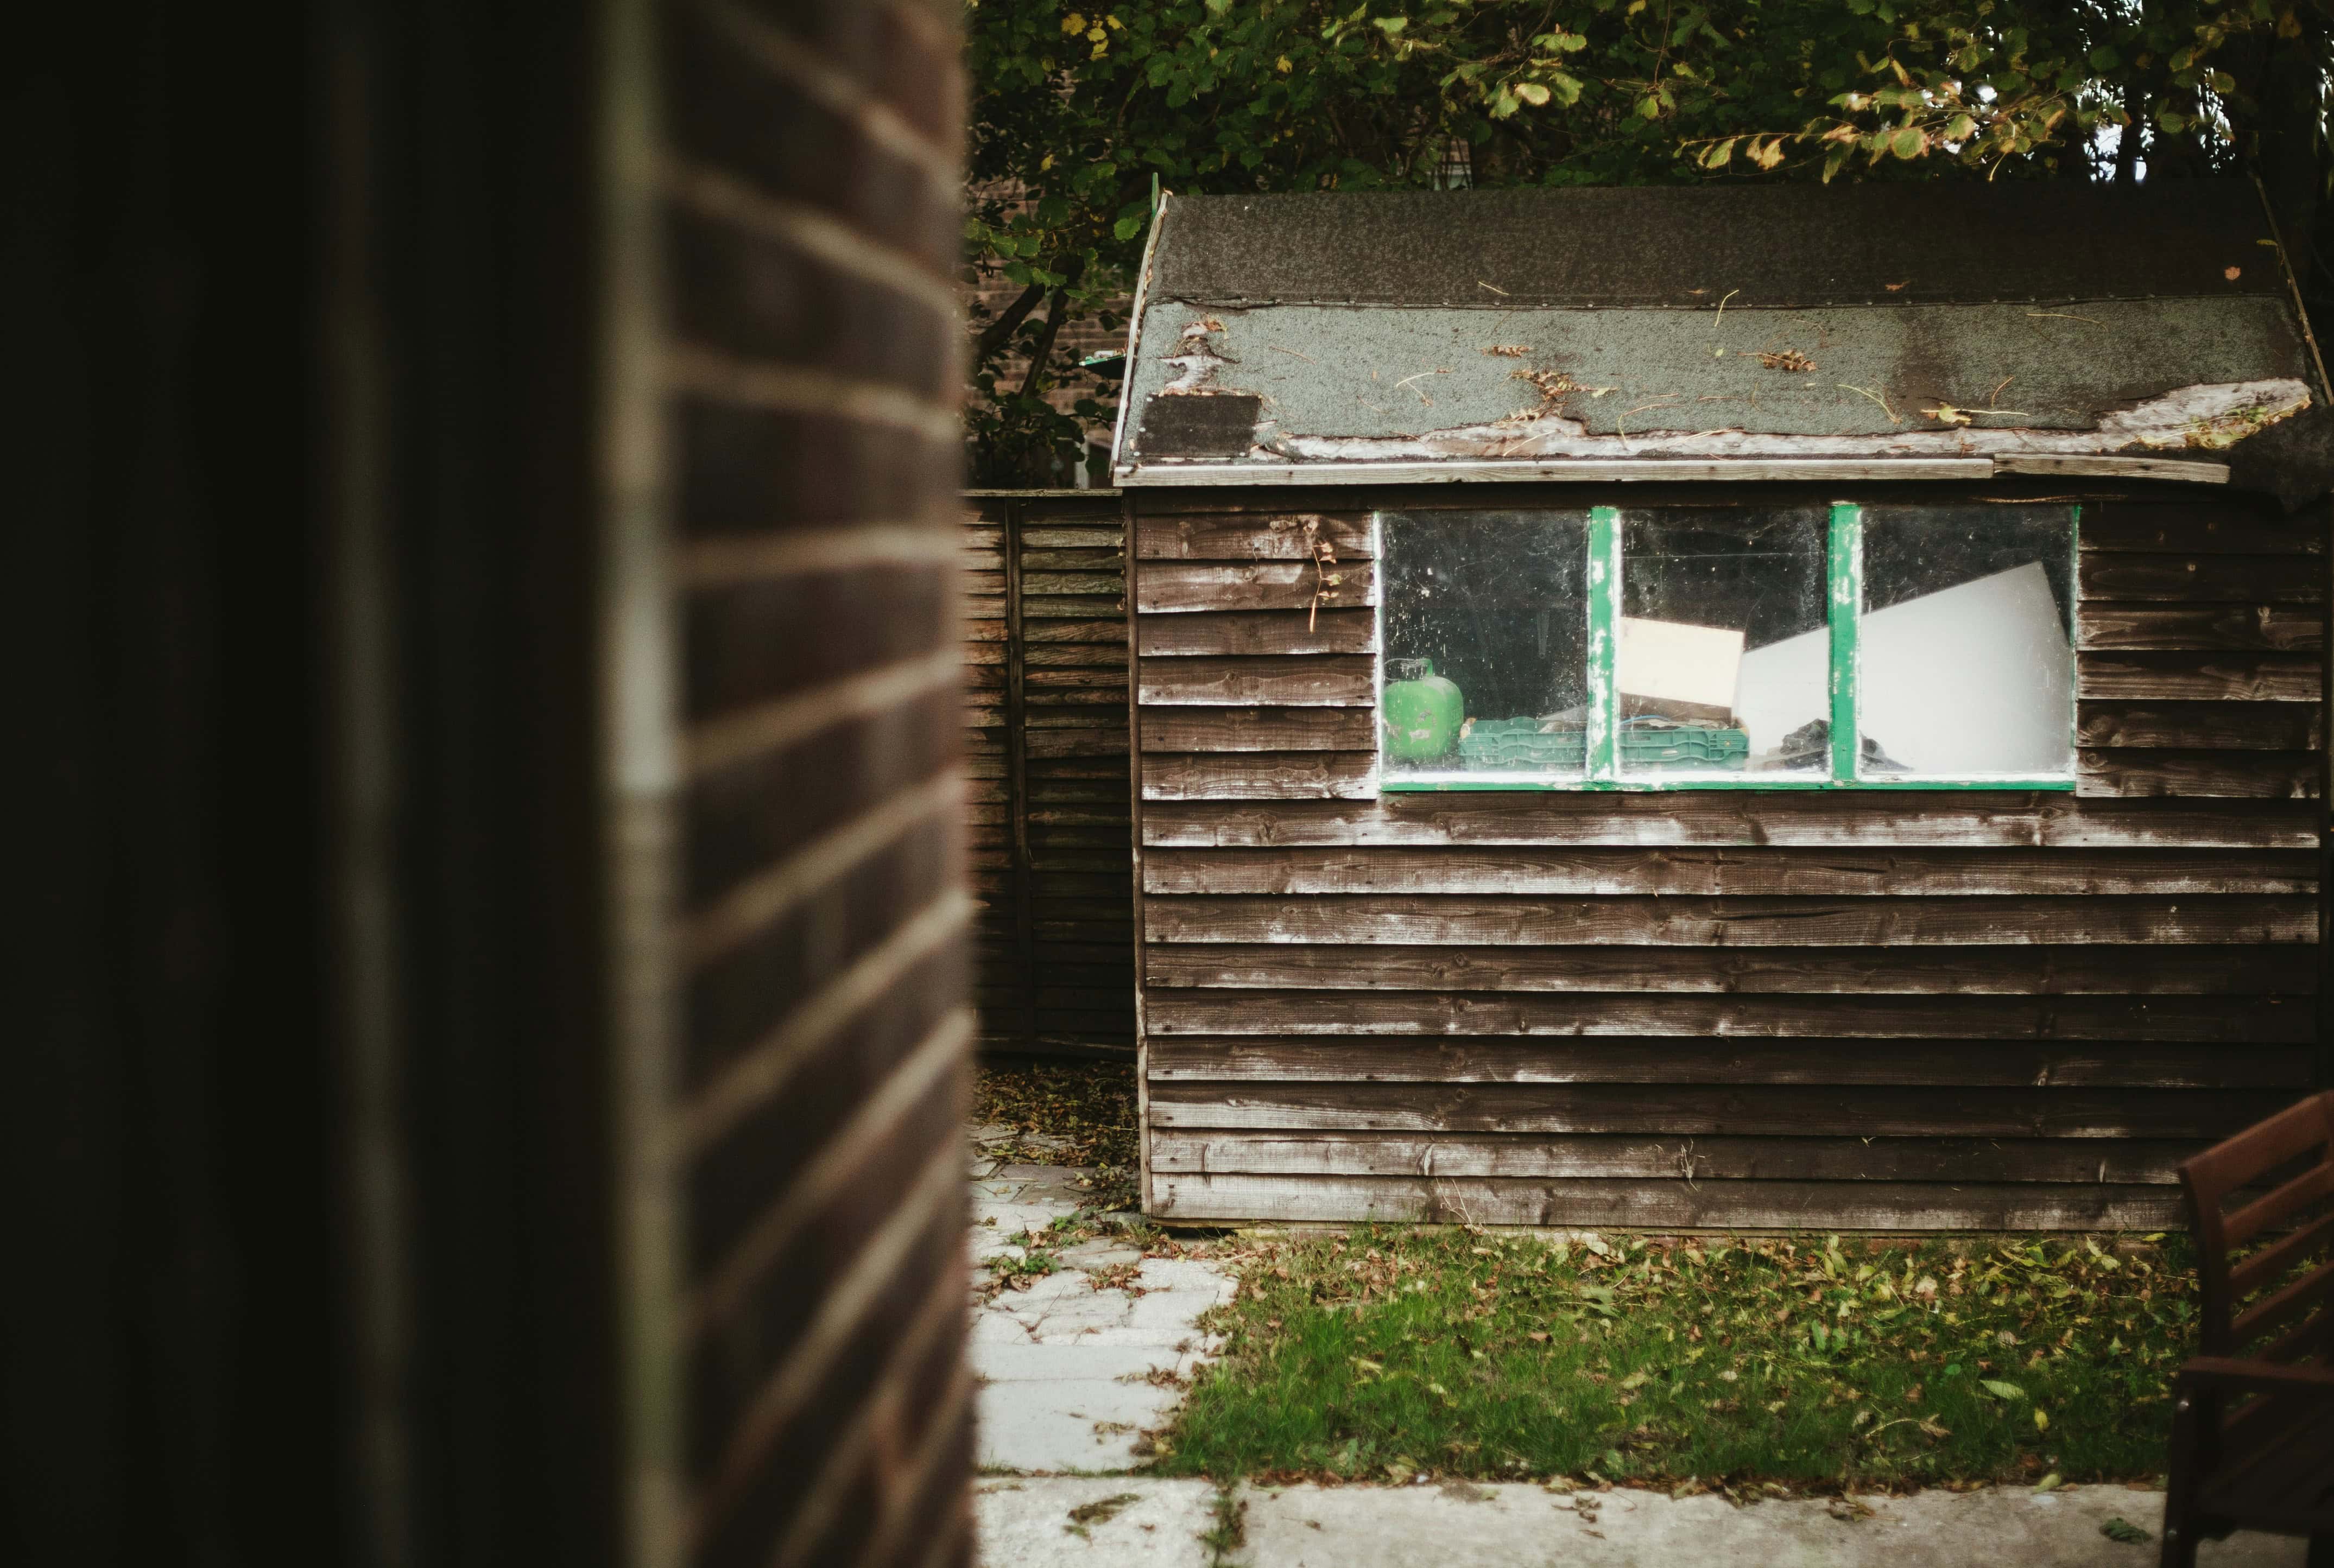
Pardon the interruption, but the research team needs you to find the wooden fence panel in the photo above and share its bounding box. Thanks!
[964,492,1136,1055]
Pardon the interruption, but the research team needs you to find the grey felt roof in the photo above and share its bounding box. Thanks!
[1111,181,2334,502]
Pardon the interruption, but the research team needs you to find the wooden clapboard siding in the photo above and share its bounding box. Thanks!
[963,493,1135,1055]
[1140,794,2319,848]
[1131,486,2329,1228]
[1144,942,2318,995]
[1141,893,2314,947]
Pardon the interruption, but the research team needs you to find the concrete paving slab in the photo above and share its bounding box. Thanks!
[971,1340,1188,1383]
[974,1478,1218,1567]
[967,1163,1239,1474]
[1232,1482,2304,1567]
[977,1376,1187,1473]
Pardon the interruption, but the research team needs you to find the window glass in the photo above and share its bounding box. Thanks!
[1378,511,1590,778]
[1857,505,2075,778]
[1618,509,1829,776]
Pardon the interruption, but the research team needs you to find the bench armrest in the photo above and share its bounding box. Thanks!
[2174,1356,2334,1400]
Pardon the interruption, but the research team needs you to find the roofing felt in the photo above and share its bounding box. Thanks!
[1112,181,2334,503]
[1148,182,2284,308]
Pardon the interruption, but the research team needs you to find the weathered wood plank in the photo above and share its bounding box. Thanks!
[2078,553,2323,603]
[1142,1036,2313,1088]
[2079,507,2321,555]
[1149,1172,2183,1230]
[2077,604,2324,652]
[2076,703,2323,751]
[1027,680,1130,704]
[1139,608,1378,657]
[1024,644,1128,669]
[2078,653,2321,701]
[1140,754,1378,801]
[1144,991,2313,1044]
[1026,731,1132,759]
[1024,594,1127,619]
[1143,942,2319,996]
[1021,570,1124,596]
[1136,794,2320,850]
[2077,750,2319,799]
[1024,618,1130,644]
[1137,560,1378,614]
[1146,1080,2287,1139]
[1140,707,1375,753]
[1021,525,1124,549]
[1138,657,1375,706]
[1136,513,1377,561]
[1020,548,1124,571]
[1149,1131,2203,1183]
[1141,846,2317,897]
[1140,893,2317,947]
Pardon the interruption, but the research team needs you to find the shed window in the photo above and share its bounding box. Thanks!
[1377,503,2077,791]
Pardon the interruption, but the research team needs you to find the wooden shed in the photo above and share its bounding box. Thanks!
[1111,180,2334,1231]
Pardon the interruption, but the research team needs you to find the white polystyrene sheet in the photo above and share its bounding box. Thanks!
[1617,617,1744,713]
[1735,561,2072,776]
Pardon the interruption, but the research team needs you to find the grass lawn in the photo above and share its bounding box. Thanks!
[1154,1226,2196,1495]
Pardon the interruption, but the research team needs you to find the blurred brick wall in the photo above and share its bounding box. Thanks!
[661,2,979,1564]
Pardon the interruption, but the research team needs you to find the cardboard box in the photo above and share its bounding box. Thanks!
[1617,617,1743,724]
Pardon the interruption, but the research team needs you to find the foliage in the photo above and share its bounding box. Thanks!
[964,1,2332,482]
[1155,1227,2196,1487]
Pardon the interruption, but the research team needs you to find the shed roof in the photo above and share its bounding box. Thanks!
[1110,182,2333,505]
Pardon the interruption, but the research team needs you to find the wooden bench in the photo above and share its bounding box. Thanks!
[2162,1089,2334,1567]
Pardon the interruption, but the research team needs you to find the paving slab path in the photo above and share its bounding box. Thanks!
[962,1147,2299,1567]
[974,1478,1220,1567]
[1232,1481,2300,1568]
[969,1161,1237,1474]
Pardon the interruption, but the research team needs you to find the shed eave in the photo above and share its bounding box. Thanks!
[1112,455,2232,487]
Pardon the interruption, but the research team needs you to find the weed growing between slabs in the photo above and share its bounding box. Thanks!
[1154,1228,2195,1492]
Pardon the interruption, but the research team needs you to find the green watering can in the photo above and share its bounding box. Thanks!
[1382,657,1464,763]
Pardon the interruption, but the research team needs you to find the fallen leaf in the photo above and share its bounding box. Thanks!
[1978,1379,2027,1401]
[2034,1408,2051,1432]
[2034,1472,2064,1493]
[1066,1493,1142,1529]
[1528,1331,1550,1343]
[1884,281,1908,291]
[2224,266,2243,281]
[2101,1516,2153,1544]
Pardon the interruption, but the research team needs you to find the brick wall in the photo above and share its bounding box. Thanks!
[661,2,978,1564]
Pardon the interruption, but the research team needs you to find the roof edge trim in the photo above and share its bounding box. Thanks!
[1114,456,2230,487]
[1107,190,1172,471]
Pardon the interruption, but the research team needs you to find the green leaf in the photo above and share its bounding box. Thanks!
[1373,14,1408,34]
[1889,125,1926,158]
[1978,1378,2027,1401]
[1514,80,1551,105]
[2101,1517,2153,1545]
[1113,216,1145,242]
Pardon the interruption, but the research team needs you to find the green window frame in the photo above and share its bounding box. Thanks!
[1377,501,2080,793]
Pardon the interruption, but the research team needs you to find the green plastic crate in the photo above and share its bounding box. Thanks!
[1452,715,1749,772]
[1619,718,1749,770]
[1456,717,1586,771]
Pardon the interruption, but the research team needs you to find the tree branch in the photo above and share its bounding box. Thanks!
[1018,287,1071,400]
[973,281,1047,365]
